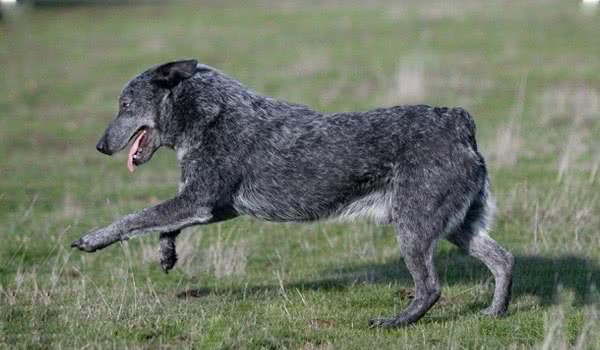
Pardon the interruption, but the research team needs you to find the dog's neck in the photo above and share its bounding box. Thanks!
[164,70,321,163]
[156,91,181,149]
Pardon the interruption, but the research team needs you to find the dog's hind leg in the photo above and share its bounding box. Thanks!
[369,224,441,328]
[369,171,454,328]
[446,183,513,316]
[159,230,180,273]
[448,232,512,316]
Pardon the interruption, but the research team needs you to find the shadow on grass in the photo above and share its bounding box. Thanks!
[178,251,600,307]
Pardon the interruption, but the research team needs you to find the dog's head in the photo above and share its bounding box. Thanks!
[95,59,198,172]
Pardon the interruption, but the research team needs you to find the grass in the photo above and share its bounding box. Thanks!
[1,0,600,348]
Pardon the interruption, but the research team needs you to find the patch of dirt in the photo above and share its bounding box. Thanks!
[176,288,211,299]
[303,341,334,350]
[307,319,337,330]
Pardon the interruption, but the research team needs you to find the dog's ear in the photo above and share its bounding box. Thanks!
[151,60,198,89]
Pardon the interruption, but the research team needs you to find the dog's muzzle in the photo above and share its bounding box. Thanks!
[96,135,112,155]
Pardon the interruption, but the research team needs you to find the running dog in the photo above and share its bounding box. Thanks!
[72,59,513,327]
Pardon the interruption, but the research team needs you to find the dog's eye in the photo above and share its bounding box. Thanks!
[121,101,131,109]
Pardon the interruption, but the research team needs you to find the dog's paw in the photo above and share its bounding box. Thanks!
[159,234,178,273]
[71,238,98,252]
[368,317,403,329]
[159,253,177,273]
[368,314,419,328]
[480,306,508,317]
[71,228,118,252]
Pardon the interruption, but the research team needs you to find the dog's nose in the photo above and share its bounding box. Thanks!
[96,138,112,155]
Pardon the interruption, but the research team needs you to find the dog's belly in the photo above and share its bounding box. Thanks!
[233,184,393,224]
[331,190,393,224]
[234,140,396,223]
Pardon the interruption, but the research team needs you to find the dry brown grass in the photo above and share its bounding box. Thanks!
[540,294,599,350]
[283,50,332,78]
[172,229,248,279]
[501,182,599,254]
[385,59,427,104]
[489,75,528,168]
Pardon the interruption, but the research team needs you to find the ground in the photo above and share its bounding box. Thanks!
[1,0,600,348]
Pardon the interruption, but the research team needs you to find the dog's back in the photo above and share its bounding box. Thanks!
[233,105,485,226]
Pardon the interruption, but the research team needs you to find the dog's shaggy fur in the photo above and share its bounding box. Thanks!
[72,60,513,327]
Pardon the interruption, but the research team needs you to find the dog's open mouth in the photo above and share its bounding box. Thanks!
[127,127,154,173]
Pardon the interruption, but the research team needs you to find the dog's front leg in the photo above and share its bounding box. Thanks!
[71,194,212,252]
[159,230,180,273]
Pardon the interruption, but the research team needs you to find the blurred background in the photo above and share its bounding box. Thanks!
[1,0,599,348]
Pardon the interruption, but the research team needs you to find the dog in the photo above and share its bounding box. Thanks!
[71,59,513,328]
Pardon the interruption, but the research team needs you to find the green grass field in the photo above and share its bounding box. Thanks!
[1,1,600,348]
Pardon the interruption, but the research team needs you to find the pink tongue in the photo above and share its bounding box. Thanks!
[127,130,146,173]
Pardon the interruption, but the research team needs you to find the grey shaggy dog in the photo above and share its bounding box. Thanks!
[72,59,514,328]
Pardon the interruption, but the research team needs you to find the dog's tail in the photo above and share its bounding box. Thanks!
[437,107,493,238]
[462,174,495,238]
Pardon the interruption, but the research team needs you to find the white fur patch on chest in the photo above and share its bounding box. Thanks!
[178,180,187,194]
[176,145,189,162]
